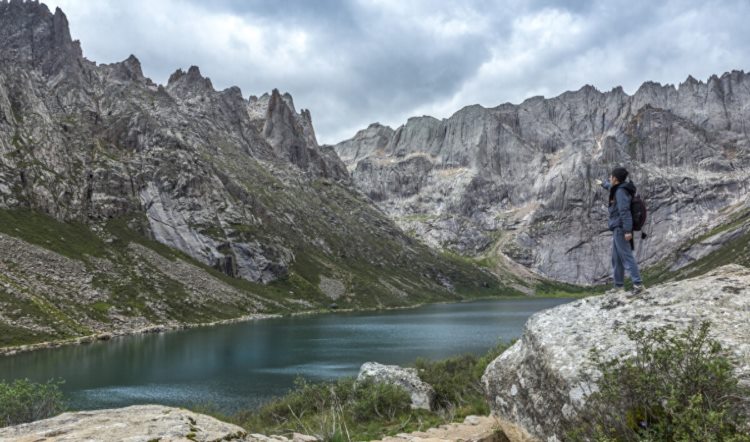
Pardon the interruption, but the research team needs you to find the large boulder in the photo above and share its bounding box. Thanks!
[482,264,750,441]
[0,405,318,442]
[0,405,247,441]
[357,362,436,410]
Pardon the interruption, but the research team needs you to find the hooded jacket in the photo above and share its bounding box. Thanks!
[602,181,636,232]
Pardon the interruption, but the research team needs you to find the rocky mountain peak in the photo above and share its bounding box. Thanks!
[578,83,599,93]
[0,0,83,76]
[166,65,214,95]
[221,85,244,102]
[122,54,143,76]
[332,122,396,166]
[101,54,148,83]
[281,91,296,112]
[264,88,315,151]
[678,74,703,90]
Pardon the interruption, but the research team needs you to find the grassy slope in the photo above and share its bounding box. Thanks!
[202,139,521,308]
[0,209,272,347]
[0,207,520,348]
[643,207,750,285]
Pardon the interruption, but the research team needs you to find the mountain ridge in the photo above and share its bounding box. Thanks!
[333,67,750,284]
[0,1,510,348]
[339,69,748,142]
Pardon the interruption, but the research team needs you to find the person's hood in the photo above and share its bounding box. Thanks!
[609,180,637,202]
[620,181,637,195]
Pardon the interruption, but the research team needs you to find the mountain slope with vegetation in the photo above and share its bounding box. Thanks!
[0,1,514,350]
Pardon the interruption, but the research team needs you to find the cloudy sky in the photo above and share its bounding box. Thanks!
[47,0,750,144]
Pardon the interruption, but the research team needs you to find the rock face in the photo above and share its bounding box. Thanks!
[333,74,750,284]
[0,405,318,442]
[357,362,436,410]
[481,264,750,441]
[0,0,503,347]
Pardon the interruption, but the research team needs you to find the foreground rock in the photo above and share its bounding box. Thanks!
[357,362,436,410]
[0,405,317,442]
[371,415,512,442]
[482,264,750,441]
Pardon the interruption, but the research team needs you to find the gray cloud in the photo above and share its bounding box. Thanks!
[47,0,750,144]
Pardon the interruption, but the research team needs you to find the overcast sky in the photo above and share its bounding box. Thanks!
[47,0,750,144]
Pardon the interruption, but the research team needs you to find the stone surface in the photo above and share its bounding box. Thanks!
[481,264,750,441]
[0,405,320,442]
[357,362,436,410]
[0,405,248,441]
[370,415,507,442]
[333,74,750,285]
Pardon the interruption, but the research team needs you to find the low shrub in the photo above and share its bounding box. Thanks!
[234,341,513,441]
[415,340,512,417]
[350,379,411,422]
[0,378,65,427]
[236,375,426,441]
[568,322,750,441]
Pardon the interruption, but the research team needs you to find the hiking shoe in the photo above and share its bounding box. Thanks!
[629,284,645,297]
[605,286,625,295]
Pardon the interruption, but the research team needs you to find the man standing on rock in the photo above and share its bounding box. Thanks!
[596,167,645,295]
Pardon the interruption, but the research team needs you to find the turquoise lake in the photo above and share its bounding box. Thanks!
[0,298,572,412]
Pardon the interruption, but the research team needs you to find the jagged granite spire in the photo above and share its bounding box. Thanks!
[0,0,83,76]
[167,65,214,96]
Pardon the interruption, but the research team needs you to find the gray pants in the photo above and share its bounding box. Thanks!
[612,227,642,287]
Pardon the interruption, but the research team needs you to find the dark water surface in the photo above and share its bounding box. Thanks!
[0,298,572,412]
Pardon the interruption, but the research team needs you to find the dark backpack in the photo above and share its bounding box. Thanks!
[630,192,647,233]
[610,181,648,235]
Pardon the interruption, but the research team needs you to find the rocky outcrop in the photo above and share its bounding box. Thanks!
[669,210,750,272]
[481,264,750,441]
[333,72,750,285]
[0,405,318,442]
[357,362,436,410]
[0,0,85,79]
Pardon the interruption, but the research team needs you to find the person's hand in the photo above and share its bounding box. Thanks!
[624,232,633,241]
[595,179,603,186]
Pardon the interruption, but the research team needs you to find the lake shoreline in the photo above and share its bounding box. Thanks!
[0,293,566,358]
[0,313,282,357]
